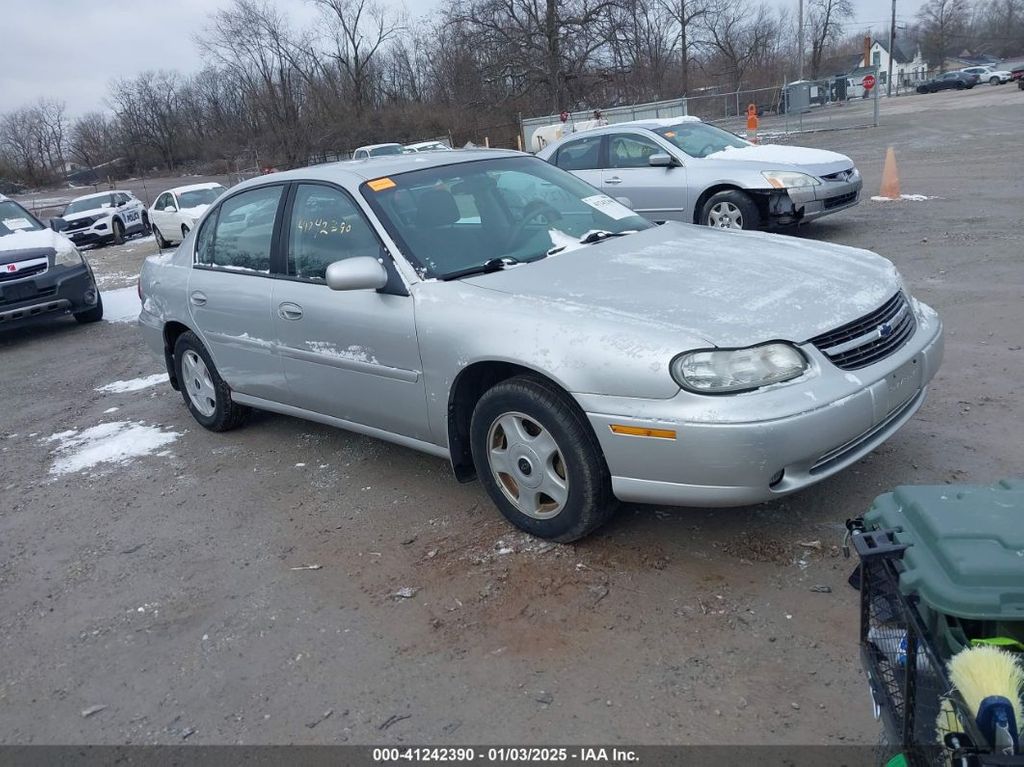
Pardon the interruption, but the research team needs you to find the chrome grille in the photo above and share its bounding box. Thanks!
[810,291,916,370]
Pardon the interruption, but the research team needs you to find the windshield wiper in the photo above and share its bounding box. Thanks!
[546,229,636,256]
[440,257,520,281]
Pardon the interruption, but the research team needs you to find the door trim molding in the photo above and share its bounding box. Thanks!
[277,346,420,383]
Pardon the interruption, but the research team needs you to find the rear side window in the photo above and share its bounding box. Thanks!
[287,184,380,281]
[196,185,282,273]
[555,135,602,171]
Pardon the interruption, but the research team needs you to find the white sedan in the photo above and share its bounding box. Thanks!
[149,183,225,248]
[960,65,1013,85]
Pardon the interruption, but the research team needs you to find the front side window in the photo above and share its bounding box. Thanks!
[362,156,651,280]
[286,184,381,281]
[555,135,603,171]
[197,185,282,273]
[608,133,664,168]
[157,193,174,210]
[654,122,748,158]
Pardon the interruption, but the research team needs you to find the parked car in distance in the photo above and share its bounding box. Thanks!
[959,65,1012,85]
[57,190,149,247]
[149,182,225,248]
[536,117,862,229]
[1012,65,1024,82]
[139,150,942,541]
[404,141,452,153]
[916,71,979,93]
[352,143,404,160]
[1,194,103,324]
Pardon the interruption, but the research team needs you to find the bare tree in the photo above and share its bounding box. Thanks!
[661,0,709,94]
[917,0,971,68]
[807,0,854,78]
[702,0,779,91]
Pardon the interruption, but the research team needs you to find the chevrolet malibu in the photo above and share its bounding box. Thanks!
[536,117,861,230]
[138,150,943,541]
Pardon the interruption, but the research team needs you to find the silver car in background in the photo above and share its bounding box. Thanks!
[536,117,862,230]
[139,150,941,541]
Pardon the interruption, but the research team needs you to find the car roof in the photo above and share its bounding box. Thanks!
[354,143,403,151]
[165,182,224,195]
[229,149,527,192]
[69,190,121,202]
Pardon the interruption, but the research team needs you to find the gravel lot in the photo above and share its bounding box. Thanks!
[1,85,1021,747]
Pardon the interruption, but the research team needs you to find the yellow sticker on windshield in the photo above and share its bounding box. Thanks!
[367,177,396,191]
[663,131,676,138]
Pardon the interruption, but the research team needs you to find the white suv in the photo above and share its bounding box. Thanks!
[960,65,1012,85]
[60,190,149,247]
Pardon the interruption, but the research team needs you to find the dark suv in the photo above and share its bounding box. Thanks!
[0,194,103,325]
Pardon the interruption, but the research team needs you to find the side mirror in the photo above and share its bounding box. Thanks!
[648,153,675,168]
[49,217,67,232]
[326,256,388,292]
[163,205,176,212]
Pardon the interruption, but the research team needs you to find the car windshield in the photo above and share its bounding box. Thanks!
[0,200,44,235]
[362,155,651,280]
[369,145,403,157]
[654,122,749,158]
[64,195,112,214]
[177,187,222,208]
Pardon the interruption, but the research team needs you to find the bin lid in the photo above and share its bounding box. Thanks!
[864,479,1024,621]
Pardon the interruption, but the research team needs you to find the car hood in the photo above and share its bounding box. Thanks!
[64,207,111,222]
[178,204,210,218]
[705,144,854,176]
[462,222,900,348]
[0,227,75,264]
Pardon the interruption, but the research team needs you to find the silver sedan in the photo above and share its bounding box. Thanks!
[536,118,862,230]
[139,150,942,541]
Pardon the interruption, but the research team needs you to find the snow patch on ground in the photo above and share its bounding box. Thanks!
[102,286,142,323]
[96,373,169,393]
[871,194,934,202]
[46,421,181,476]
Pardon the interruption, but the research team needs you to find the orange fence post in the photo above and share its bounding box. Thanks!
[746,104,759,143]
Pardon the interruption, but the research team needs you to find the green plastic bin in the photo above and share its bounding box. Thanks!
[864,478,1024,659]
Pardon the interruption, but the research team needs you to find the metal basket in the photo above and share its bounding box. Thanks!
[853,525,1024,767]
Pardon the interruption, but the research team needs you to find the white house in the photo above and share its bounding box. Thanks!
[860,39,929,92]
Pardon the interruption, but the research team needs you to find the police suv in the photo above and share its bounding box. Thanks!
[60,190,149,247]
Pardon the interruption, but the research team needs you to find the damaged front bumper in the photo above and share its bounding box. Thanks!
[766,172,863,225]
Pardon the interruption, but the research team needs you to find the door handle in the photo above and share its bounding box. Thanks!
[189,291,207,306]
[278,302,303,321]
[605,177,622,185]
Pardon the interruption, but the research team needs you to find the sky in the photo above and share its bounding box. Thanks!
[2,0,924,119]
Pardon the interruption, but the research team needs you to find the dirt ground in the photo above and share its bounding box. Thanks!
[1,85,1022,747]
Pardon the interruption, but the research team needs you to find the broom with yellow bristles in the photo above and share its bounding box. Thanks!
[938,645,1024,755]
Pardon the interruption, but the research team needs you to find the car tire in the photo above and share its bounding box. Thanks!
[173,331,250,432]
[701,190,760,230]
[111,218,125,245]
[141,214,151,235]
[470,375,617,542]
[153,224,170,249]
[73,294,103,324]
[181,224,190,240]
[989,76,1000,85]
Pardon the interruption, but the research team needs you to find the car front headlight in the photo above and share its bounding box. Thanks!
[761,170,820,189]
[54,243,83,267]
[671,343,808,394]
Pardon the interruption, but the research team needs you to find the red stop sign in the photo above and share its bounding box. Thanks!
[862,74,876,90]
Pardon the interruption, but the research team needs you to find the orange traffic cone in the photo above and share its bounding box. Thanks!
[880,146,901,199]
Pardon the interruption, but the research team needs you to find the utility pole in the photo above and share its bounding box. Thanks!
[887,0,896,96]
[797,0,805,80]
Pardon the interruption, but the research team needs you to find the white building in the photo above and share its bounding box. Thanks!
[860,39,929,92]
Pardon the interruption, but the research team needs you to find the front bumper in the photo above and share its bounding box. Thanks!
[0,262,99,323]
[780,174,863,223]
[66,228,113,247]
[578,303,943,508]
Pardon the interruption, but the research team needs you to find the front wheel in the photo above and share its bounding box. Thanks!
[470,376,617,542]
[990,76,1000,85]
[181,224,190,240]
[111,218,125,245]
[153,224,170,249]
[173,331,250,432]
[701,190,760,230]
[141,214,151,235]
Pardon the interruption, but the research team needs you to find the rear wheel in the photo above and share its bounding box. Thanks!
[73,294,103,324]
[111,219,124,245]
[470,375,617,542]
[989,76,1000,85]
[701,190,760,230]
[141,214,151,235]
[173,331,250,432]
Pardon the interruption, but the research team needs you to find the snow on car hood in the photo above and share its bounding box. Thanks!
[706,143,853,174]
[64,206,112,222]
[0,227,76,263]
[463,222,900,348]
